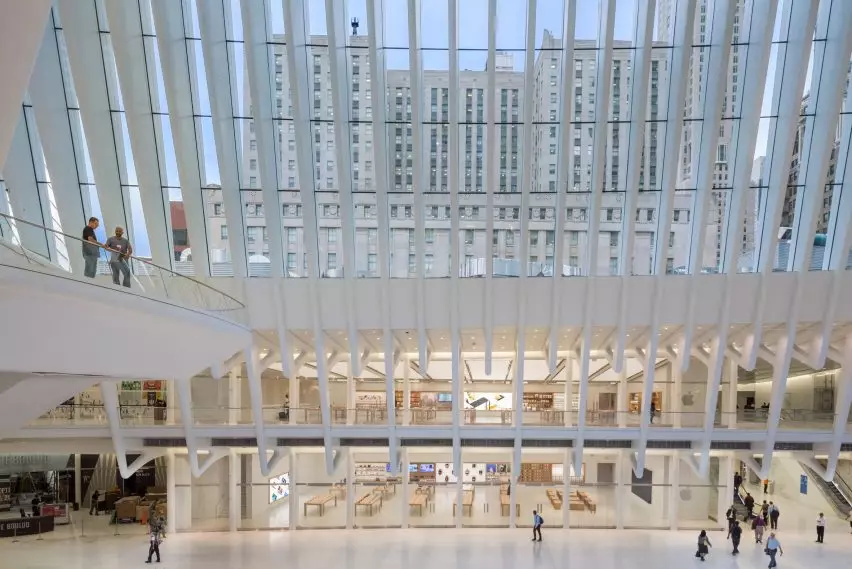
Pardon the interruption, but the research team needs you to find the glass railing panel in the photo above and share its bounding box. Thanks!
[463,409,513,426]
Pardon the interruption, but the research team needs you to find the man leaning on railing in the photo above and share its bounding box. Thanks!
[81,217,101,278]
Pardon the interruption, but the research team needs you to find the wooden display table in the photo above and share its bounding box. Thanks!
[304,494,337,517]
[355,492,383,516]
[500,493,520,517]
[409,494,428,516]
[453,490,474,517]
[546,489,563,510]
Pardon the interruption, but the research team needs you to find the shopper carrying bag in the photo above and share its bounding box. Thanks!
[764,533,782,568]
[695,530,712,561]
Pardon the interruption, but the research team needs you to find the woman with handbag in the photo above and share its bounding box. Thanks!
[695,530,712,561]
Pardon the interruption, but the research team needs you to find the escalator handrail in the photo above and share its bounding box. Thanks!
[800,462,852,516]
[0,212,245,313]
[831,470,852,509]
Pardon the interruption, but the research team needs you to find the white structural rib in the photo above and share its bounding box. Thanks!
[4,110,52,259]
[103,0,171,268]
[282,0,333,471]
[825,334,852,479]
[174,378,228,476]
[482,0,497,374]
[244,343,283,475]
[366,0,397,457]
[240,0,283,277]
[746,0,818,370]
[29,12,87,275]
[56,0,130,236]
[0,0,51,167]
[634,0,695,474]
[704,0,778,474]
[325,0,361,377]
[547,0,577,373]
[614,0,655,373]
[196,0,248,276]
[407,0,428,371]
[788,1,852,272]
[101,380,167,478]
[585,0,615,278]
[151,0,215,276]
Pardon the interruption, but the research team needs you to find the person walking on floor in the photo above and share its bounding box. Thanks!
[761,500,769,523]
[730,520,742,555]
[734,472,743,498]
[105,226,132,288]
[768,502,780,530]
[89,489,99,516]
[146,526,162,563]
[695,530,712,561]
[753,512,766,544]
[81,217,101,278]
[531,510,543,542]
[765,532,782,568]
[816,513,826,543]
[763,479,770,494]
[744,493,755,517]
[726,504,737,538]
[649,401,656,424]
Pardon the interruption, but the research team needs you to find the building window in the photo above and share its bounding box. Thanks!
[424,254,433,274]
[249,159,257,170]
[287,253,296,271]
[249,176,257,188]
[328,228,337,243]
[669,232,675,248]
[327,253,337,270]
[220,225,228,240]
[213,203,224,216]
[367,254,377,273]
[465,230,474,245]
[425,228,435,243]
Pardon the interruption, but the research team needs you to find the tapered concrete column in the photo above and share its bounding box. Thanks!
[668,454,680,530]
[720,455,735,528]
[346,363,355,425]
[228,450,239,531]
[0,0,51,165]
[166,380,178,425]
[616,449,626,529]
[564,359,574,426]
[289,375,300,425]
[166,450,176,535]
[617,368,628,427]
[288,448,299,527]
[403,358,411,426]
[672,363,683,428]
[401,447,410,528]
[228,369,241,425]
[345,448,354,528]
[562,448,571,528]
[725,359,738,428]
[74,454,82,506]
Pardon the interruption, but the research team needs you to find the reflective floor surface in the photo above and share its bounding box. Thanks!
[2,524,851,569]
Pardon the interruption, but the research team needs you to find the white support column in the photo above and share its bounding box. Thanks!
[245,344,283,476]
[616,449,626,529]
[403,358,411,426]
[720,455,735,526]
[228,450,239,532]
[401,447,410,528]
[196,0,247,275]
[510,440,522,529]
[103,0,172,268]
[289,373,300,425]
[668,454,680,531]
[725,358,738,428]
[562,448,571,529]
[288,448,299,529]
[229,369,241,425]
[346,362,355,425]
[672,361,682,428]
[825,334,852,479]
[166,450,176,535]
[74,454,82,506]
[617,366,627,428]
[0,0,51,167]
[345,448,354,528]
[482,0,497,372]
[563,359,573,427]
[453,439,463,529]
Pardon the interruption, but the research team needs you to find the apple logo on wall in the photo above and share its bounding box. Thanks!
[681,392,695,406]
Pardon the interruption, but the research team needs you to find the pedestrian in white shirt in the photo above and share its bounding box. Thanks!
[815,513,826,543]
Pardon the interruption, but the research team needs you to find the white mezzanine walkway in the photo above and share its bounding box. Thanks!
[2,526,852,569]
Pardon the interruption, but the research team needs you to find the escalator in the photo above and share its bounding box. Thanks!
[798,462,852,519]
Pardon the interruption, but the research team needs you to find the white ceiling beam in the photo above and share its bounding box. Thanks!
[29,11,88,275]
[614,0,655,374]
[103,0,172,268]
[56,0,131,243]
[240,0,284,276]
[151,0,216,276]
[195,0,248,276]
[747,0,819,368]
[788,1,852,272]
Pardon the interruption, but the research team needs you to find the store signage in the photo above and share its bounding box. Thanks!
[521,439,572,448]
[842,443,852,452]
[269,473,290,503]
[339,438,390,447]
[0,516,54,538]
[586,440,632,448]
[142,438,187,447]
[0,477,10,511]
[647,441,692,449]
[800,474,808,495]
[400,439,452,447]
[276,438,324,447]
[710,441,751,450]
[460,439,514,448]
[0,455,70,474]
[211,438,258,447]
[774,442,813,451]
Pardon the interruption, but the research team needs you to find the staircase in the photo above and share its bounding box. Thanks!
[799,461,852,518]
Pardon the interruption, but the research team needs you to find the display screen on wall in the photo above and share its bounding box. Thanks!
[269,473,290,503]
[419,464,435,472]
[464,393,513,410]
[437,393,452,402]
[408,464,418,473]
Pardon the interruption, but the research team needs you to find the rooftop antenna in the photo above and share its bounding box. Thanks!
[351,17,359,36]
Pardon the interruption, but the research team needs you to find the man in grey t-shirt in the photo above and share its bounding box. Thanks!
[105,226,132,287]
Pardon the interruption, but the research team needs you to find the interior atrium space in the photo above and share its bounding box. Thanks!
[2,0,852,562]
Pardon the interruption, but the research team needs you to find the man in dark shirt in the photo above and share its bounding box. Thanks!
[105,226,132,287]
[81,217,101,278]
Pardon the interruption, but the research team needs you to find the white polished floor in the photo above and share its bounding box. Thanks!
[3,525,852,569]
